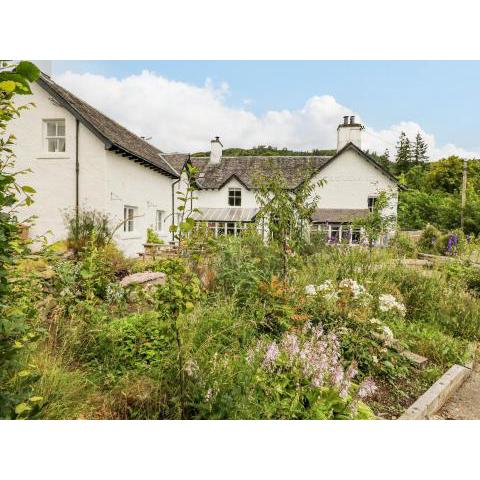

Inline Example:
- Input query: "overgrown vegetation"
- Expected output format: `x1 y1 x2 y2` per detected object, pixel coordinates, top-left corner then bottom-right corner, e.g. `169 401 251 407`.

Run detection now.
3 222 478 419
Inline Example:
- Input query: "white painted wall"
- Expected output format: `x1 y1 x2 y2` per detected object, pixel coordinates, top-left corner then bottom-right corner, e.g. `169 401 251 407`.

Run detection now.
195 178 257 210
337 125 363 150
106 150 173 257
9 82 175 257
311 147 398 218
8 83 108 244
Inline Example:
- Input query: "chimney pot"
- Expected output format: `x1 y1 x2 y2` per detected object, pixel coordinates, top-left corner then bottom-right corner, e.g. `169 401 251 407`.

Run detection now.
337 116 362 150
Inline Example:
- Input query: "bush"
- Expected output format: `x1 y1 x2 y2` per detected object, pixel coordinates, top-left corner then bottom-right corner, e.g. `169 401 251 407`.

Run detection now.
389 231 417 257
91 312 175 378
418 224 442 254
64 208 113 252
146 228 164 244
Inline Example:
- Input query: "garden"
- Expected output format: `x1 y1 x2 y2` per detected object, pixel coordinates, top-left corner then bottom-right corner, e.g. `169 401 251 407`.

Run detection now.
3 221 480 420
1 60 479 420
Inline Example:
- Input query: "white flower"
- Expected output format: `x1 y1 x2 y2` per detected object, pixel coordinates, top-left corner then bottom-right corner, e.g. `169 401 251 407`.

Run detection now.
339 278 367 299
317 280 334 292
379 294 406 316
382 325 394 345
305 284 317 296
316 280 339 301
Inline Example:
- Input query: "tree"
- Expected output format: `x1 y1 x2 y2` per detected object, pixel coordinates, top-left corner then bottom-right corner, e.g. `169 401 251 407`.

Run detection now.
169 163 201 249
254 162 324 279
0 60 41 418
413 132 429 164
395 131 413 174
353 191 396 250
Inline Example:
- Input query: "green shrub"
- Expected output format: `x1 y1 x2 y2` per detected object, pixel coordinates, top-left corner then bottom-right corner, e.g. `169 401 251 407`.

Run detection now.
389 231 417 257
64 208 113 252
92 312 175 378
418 224 442 254
146 228 164 244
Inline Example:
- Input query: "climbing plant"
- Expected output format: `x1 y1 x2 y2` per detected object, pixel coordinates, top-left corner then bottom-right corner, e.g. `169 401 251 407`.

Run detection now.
0 60 41 418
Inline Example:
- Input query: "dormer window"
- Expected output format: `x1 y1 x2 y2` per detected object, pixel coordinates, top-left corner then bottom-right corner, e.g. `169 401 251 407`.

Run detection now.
44 119 66 152
228 188 241 207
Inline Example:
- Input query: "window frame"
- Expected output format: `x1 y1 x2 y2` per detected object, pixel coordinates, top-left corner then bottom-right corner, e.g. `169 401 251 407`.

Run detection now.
123 206 137 233
228 187 242 207
155 210 164 232
44 119 66 153
367 196 378 213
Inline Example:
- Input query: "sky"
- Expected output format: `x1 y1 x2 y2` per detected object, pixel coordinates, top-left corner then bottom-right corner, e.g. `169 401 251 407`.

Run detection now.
48 61 480 159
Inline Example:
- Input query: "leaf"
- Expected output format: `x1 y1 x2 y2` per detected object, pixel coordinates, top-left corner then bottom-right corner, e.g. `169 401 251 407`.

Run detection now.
0 80 16 92
29 396 43 403
22 185 36 193
15 61 41 82
15 403 31 415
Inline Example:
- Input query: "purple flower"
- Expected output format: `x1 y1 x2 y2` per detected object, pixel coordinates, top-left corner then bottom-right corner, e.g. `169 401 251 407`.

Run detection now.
262 342 280 371
357 377 377 399
346 362 358 380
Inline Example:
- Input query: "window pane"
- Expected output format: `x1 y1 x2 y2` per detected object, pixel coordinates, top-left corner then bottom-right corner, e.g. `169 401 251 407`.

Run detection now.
226 222 235 235
57 122 65 136
47 138 57 152
57 138 66 152
47 121 56 136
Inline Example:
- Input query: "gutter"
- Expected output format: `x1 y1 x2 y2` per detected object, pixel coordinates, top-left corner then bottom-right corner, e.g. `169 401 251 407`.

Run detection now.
171 177 180 243
75 118 80 242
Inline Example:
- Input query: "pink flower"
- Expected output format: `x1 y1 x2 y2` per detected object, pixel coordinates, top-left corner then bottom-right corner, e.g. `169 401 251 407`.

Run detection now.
357 377 377 399
262 342 280 371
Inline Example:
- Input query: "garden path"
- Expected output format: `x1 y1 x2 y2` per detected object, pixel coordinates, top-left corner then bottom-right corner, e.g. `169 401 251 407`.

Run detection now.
431 359 480 420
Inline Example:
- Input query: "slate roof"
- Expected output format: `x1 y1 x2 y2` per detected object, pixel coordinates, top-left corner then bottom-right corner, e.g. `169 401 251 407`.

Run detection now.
37 73 179 178
311 208 370 223
187 156 331 190
192 207 259 222
176 143 400 191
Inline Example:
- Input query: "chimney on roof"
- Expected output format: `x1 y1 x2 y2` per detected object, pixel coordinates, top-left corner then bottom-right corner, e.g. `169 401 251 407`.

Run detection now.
209 136 223 164
337 115 363 151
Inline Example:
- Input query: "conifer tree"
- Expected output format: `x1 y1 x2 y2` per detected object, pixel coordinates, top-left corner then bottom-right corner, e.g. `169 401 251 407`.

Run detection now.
395 131 413 174
413 132 429 164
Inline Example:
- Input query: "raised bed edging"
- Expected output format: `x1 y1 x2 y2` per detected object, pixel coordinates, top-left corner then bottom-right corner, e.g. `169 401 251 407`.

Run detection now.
399 343 477 420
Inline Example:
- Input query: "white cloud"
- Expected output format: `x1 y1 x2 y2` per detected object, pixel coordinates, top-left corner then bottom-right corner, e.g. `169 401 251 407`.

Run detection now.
54 70 478 160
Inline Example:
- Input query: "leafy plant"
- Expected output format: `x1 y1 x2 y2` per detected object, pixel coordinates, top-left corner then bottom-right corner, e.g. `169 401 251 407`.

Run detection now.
0 60 41 418
63 207 113 253
254 162 324 279
146 227 164 244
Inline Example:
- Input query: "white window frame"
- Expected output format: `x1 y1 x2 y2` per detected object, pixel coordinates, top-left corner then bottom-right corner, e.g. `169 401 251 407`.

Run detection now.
228 188 242 207
195 220 249 237
123 206 137 233
43 119 66 153
155 210 164 232
368 196 378 212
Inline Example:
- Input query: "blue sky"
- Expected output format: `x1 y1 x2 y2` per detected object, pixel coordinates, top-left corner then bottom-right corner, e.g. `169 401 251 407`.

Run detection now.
52 61 480 157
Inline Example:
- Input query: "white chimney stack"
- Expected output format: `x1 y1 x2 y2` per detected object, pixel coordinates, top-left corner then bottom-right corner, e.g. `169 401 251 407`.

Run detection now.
209 136 223 164
337 115 363 151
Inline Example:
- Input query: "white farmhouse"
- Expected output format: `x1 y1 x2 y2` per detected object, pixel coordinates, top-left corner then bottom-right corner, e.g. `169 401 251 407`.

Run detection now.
169 116 399 244
11 69 399 255
10 72 181 257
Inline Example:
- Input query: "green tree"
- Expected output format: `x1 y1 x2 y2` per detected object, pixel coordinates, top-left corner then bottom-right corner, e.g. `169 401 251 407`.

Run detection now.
395 131 413 175
0 60 41 418
254 162 324 279
353 191 396 250
413 132 429 164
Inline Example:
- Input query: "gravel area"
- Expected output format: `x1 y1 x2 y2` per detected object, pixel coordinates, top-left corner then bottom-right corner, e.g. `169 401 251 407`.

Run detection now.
431 359 480 420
